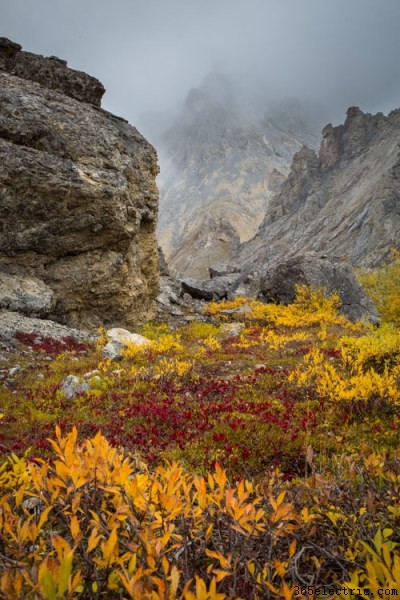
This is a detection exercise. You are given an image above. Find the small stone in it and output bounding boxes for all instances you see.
[23,497,42,511]
[103,340,124,361]
[60,375,90,401]
[8,365,21,376]
[83,369,101,379]
[182,293,193,304]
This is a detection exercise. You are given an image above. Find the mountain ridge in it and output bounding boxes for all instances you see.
[238,105,400,271]
[157,73,322,278]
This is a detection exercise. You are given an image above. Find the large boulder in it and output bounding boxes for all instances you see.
[0,38,159,331]
[259,253,379,323]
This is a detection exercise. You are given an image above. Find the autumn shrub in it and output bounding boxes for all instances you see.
[1,428,399,599]
[15,331,92,355]
[0,428,294,598]
[203,297,249,317]
[340,323,400,373]
[205,285,349,329]
[141,322,171,340]
[358,249,400,324]
[289,337,400,414]
[154,357,194,379]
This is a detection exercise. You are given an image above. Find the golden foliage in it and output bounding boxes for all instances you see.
[358,249,400,324]
[0,428,298,599]
[205,285,348,328]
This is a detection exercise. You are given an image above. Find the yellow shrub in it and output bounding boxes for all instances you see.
[344,529,400,593]
[1,428,399,598]
[122,341,151,360]
[203,297,249,316]
[289,347,400,406]
[0,429,274,599]
[152,333,183,354]
[202,335,222,351]
[340,324,400,373]
[260,328,308,350]
[155,357,194,378]
[250,286,346,328]
[294,283,341,315]
[203,286,347,329]
[358,250,400,324]
[141,322,170,340]
[122,334,183,361]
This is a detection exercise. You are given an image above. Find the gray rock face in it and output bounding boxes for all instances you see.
[239,107,400,271]
[158,246,170,276]
[209,265,240,279]
[0,39,159,331]
[0,37,105,106]
[157,73,321,278]
[259,253,380,323]
[0,310,93,343]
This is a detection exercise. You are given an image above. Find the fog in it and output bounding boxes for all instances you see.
[2,0,400,141]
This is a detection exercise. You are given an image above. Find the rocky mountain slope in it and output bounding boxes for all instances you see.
[0,38,159,332]
[239,106,400,271]
[157,73,321,279]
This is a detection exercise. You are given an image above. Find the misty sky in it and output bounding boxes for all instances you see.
[2,0,400,140]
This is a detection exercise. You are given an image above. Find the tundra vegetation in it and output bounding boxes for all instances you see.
[0,259,399,598]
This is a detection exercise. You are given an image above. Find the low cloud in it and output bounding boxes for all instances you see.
[2,0,400,138]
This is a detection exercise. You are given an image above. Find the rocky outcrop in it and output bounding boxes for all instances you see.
[259,253,380,323]
[239,107,400,270]
[175,253,379,323]
[157,73,321,278]
[0,39,159,331]
[0,311,93,345]
[0,37,105,106]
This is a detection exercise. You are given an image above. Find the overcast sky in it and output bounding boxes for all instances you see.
[2,0,400,140]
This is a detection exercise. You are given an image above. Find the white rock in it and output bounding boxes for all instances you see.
[107,328,151,347]
[60,375,90,401]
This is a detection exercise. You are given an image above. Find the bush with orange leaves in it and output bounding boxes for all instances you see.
[0,427,302,599]
[1,428,400,598]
